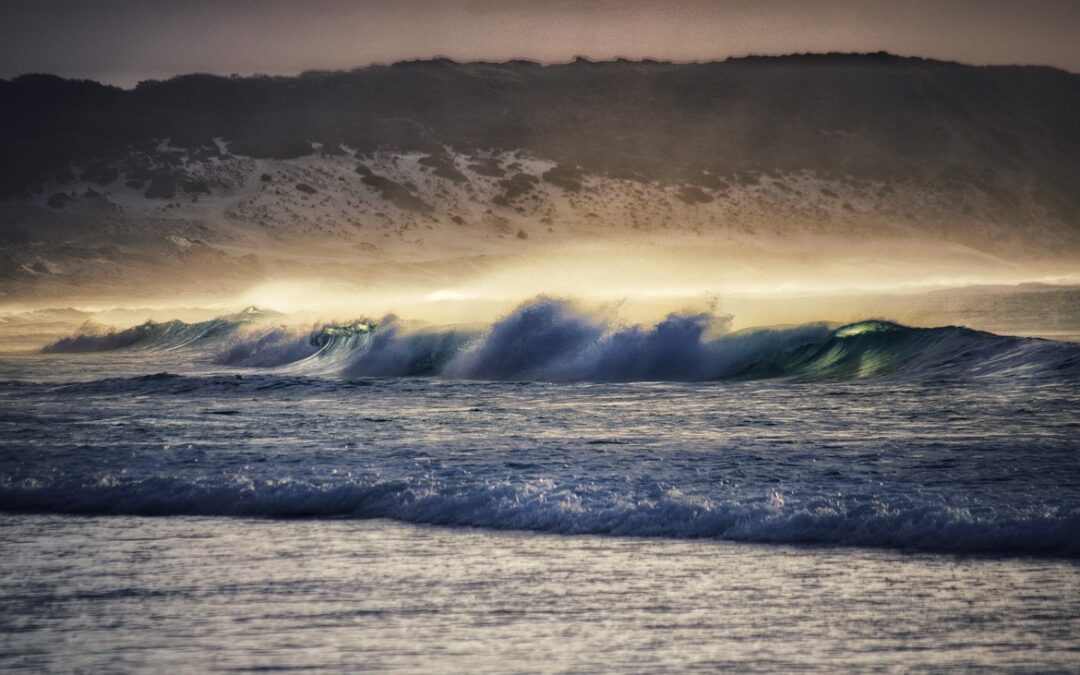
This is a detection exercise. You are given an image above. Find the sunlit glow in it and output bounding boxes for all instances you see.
[3,234,1079,333]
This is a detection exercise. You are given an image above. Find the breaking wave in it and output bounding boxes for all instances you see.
[215,320,378,373]
[1,475,1076,556]
[40,298,1080,382]
[42,318,240,353]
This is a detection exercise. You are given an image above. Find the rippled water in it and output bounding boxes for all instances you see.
[4,516,1079,672]
[1,305,1079,670]
[2,361,1078,554]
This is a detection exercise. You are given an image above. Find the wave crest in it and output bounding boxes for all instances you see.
[42,318,239,353]
[41,299,1080,382]
[2,475,1076,556]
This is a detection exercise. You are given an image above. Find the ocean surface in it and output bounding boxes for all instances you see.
[2,299,1079,671]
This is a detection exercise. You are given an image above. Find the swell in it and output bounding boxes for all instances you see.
[747,320,1080,381]
[214,320,378,372]
[1,476,1076,557]
[42,318,241,353]
[40,298,1080,382]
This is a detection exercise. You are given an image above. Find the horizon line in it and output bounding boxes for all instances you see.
[6,50,1076,90]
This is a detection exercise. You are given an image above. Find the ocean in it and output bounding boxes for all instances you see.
[2,298,1079,671]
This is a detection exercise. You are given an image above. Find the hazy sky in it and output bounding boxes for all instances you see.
[2,0,1078,87]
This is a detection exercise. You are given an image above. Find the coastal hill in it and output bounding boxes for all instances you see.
[1,53,1078,301]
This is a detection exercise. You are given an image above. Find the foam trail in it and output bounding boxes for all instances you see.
[1,476,1076,556]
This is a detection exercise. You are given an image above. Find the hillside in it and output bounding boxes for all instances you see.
[1,53,1079,303]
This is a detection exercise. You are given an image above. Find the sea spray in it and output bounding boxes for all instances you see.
[41,298,1080,382]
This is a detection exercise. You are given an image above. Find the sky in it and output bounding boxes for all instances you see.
[2,0,1079,87]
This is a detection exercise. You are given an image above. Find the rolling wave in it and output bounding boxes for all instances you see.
[40,298,1080,381]
[1,475,1075,556]
[215,320,377,373]
[42,318,241,353]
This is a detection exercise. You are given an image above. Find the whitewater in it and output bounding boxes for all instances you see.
[2,297,1080,670]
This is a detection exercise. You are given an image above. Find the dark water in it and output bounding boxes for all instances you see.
[1,300,1079,670]
[2,370,1079,554]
